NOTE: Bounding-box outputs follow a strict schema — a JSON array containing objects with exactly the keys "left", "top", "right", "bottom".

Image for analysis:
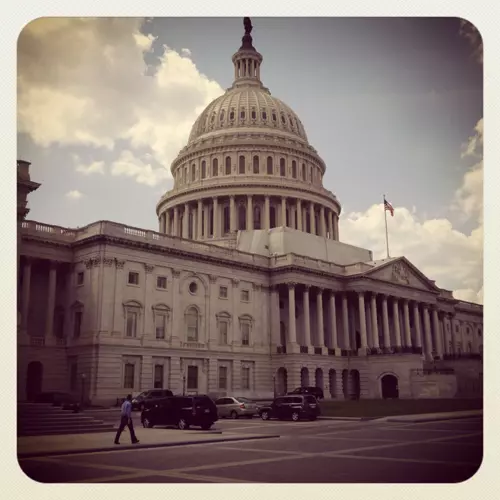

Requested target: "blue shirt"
[{"left": 121, "top": 400, "right": 132, "bottom": 418}]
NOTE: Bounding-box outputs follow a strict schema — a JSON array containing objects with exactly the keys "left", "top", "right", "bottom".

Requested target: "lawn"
[{"left": 319, "top": 398, "right": 483, "bottom": 418}]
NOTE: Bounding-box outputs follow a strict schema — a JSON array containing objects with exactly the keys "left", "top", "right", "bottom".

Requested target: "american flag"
[{"left": 384, "top": 198, "right": 394, "bottom": 217}]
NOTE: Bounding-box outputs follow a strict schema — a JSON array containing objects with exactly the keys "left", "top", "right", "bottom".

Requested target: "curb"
[{"left": 18, "top": 434, "right": 281, "bottom": 460}]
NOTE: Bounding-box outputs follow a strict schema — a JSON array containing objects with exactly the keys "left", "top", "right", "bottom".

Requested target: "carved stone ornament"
[
  {"left": 209, "top": 275, "right": 217, "bottom": 284},
  {"left": 115, "top": 259, "right": 126, "bottom": 269},
  {"left": 144, "top": 264, "right": 155, "bottom": 274},
  {"left": 231, "top": 278, "right": 240, "bottom": 287},
  {"left": 172, "top": 269, "right": 181, "bottom": 278},
  {"left": 103, "top": 258, "right": 114, "bottom": 267},
  {"left": 84, "top": 257, "right": 100, "bottom": 269},
  {"left": 392, "top": 262, "right": 410, "bottom": 285}
]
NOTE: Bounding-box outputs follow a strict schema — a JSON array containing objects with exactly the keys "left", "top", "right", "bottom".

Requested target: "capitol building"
[{"left": 17, "top": 19, "right": 483, "bottom": 405}]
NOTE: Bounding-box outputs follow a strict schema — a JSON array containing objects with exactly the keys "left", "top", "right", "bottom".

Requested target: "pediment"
[{"left": 364, "top": 258, "right": 439, "bottom": 292}]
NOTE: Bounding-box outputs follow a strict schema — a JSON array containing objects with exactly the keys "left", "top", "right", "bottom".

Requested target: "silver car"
[{"left": 215, "top": 396, "right": 258, "bottom": 419}]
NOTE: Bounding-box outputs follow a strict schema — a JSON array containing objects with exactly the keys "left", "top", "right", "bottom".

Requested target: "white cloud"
[
  {"left": 17, "top": 18, "right": 224, "bottom": 184},
  {"left": 340, "top": 119, "right": 483, "bottom": 304},
  {"left": 76, "top": 160, "right": 105, "bottom": 175},
  {"left": 65, "top": 190, "right": 83, "bottom": 200},
  {"left": 111, "top": 150, "right": 169, "bottom": 186}
]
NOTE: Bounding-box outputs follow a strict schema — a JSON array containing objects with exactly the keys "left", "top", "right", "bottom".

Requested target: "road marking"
[
  {"left": 217, "top": 445, "right": 311, "bottom": 456},
  {"left": 307, "top": 435, "right": 397, "bottom": 442},
  {"left": 74, "top": 471, "right": 152, "bottom": 483},
  {"left": 326, "top": 453, "right": 479, "bottom": 467},
  {"left": 378, "top": 426, "right": 481, "bottom": 434}
]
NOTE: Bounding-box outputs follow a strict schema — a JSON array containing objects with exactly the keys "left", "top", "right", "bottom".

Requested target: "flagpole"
[{"left": 383, "top": 194, "right": 390, "bottom": 259}]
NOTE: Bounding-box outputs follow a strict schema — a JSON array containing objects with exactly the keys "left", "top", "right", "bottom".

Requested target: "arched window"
[
  {"left": 225, "top": 156, "right": 231, "bottom": 175},
  {"left": 229, "top": 110, "right": 235, "bottom": 121},
  {"left": 261, "top": 110, "right": 267, "bottom": 121},
  {"left": 267, "top": 156, "right": 273, "bottom": 175},
  {"left": 253, "top": 156, "right": 259, "bottom": 174},
  {"left": 251, "top": 109, "right": 256, "bottom": 120},
  {"left": 212, "top": 158, "right": 218, "bottom": 177},
  {"left": 191, "top": 164, "right": 196, "bottom": 182},
  {"left": 185, "top": 307, "right": 199, "bottom": 342},
  {"left": 201, "top": 160, "right": 206, "bottom": 179},
  {"left": 301, "top": 163, "right": 305, "bottom": 179},
  {"left": 292, "top": 160, "right": 297, "bottom": 179},
  {"left": 309, "top": 166, "right": 312, "bottom": 182},
  {"left": 272, "top": 111, "right": 277, "bottom": 122},
  {"left": 280, "top": 158, "right": 286, "bottom": 177},
  {"left": 240, "top": 108, "right": 246, "bottom": 120},
  {"left": 239, "top": 155, "right": 245, "bottom": 174}
]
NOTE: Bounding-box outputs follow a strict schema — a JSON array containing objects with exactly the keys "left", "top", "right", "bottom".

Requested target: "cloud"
[
  {"left": 17, "top": 18, "right": 224, "bottom": 185},
  {"left": 459, "top": 19, "right": 483, "bottom": 64},
  {"left": 340, "top": 119, "right": 483, "bottom": 304},
  {"left": 76, "top": 160, "right": 105, "bottom": 175},
  {"left": 65, "top": 190, "right": 83, "bottom": 200},
  {"left": 111, "top": 150, "right": 169, "bottom": 186}
]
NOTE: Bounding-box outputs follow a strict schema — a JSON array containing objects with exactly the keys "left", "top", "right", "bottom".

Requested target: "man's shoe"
[
  {"left": 132, "top": 440, "right": 140, "bottom": 444},
  {"left": 114, "top": 441, "right": 120, "bottom": 445}
]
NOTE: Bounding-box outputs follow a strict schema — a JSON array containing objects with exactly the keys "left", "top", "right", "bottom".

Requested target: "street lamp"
[{"left": 80, "top": 373, "right": 86, "bottom": 408}]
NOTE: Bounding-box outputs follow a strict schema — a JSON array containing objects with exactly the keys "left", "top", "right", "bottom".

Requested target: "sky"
[{"left": 17, "top": 17, "right": 483, "bottom": 304}]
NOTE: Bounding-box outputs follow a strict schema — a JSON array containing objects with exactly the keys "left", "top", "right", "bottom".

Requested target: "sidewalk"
[
  {"left": 18, "top": 429, "right": 280, "bottom": 459},
  {"left": 378, "top": 409, "right": 482, "bottom": 423}
]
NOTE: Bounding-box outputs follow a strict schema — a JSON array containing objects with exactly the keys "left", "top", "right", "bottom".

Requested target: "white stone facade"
[{"left": 16, "top": 20, "right": 483, "bottom": 406}]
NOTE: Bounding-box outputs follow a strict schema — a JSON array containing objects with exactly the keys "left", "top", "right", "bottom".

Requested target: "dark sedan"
[{"left": 259, "top": 395, "right": 320, "bottom": 421}]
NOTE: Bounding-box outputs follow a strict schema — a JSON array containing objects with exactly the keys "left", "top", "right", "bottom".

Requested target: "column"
[
  {"left": 329, "top": 292, "right": 339, "bottom": 350},
  {"left": 173, "top": 207, "right": 179, "bottom": 237},
  {"left": 229, "top": 195, "right": 236, "bottom": 232},
  {"left": 381, "top": 295, "right": 390, "bottom": 348},
  {"left": 327, "top": 210, "right": 334, "bottom": 240},
  {"left": 449, "top": 314, "right": 456, "bottom": 354},
  {"left": 402, "top": 300, "right": 412, "bottom": 347},
  {"left": 316, "top": 288, "right": 325, "bottom": 348},
  {"left": 432, "top": 308, "right": 443, "bottom": 358},
  {"left": 320, "top": 206, "right": 326, "bottom": 237},
  {"left": 213, "top": 197, "right": 219, "bottom": 238},
  {"left": 197, "top": 200, "right": 203, "bottom": 240},
  {"left": 370, "top": 293, "right": 379, "bottom": 349},
  {"left": 21, "top": 258, "right": 32, "bottom": 331},
  {"left": 303, "top": 285, "right": 311, "bottom": 348},
  {"left": 203, "top": 205, "right": 209, "bottom": 239},
  {"left": 287, "top": 283, "right": 297, "bottom": 345},
  {"left": 297, "top": 199, "right": 303, "bottom": 231},
  {"left": 309, "top": 202, "right": 315, "bottom": 234},
  {"left": 45, "top": 261, "right": 58, "bottom": 338},
  {"left": 333, "top": 213, "right": 339, "bottom": 241},
  {"left": 270, "top": 286, "right": 281, "bottom": 347},
  {"left": 342, "top": 293, "right": 350, "bottom": 349},
  {"left": 423, "top": 305, "right": 433, "bottom": 360},
  {"left": 392, "top": 298, "right": 402, "bottom": 347},
  {"left": 264, "top": 196, "right": 270, "bottom": 230},
  {"left": 281, "top": 197, "right": 287, "bottom": 227},
  {"left": 247, "top": 195, "right": 253, "bottom": 230},
  {"left": 193, "top": 209, "right": 198, "bottom": 240},
  {"left": 358, "top": 292, "right": 368, "bottom": 350},
  {"left": 182, "top": 203, "right": 189, "bottom": 238},
  {"left": 413, "top": 302, "right": 423, "bottom": 349}
]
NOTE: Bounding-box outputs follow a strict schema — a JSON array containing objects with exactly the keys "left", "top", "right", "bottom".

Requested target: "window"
[
  {"left": 272, "top": 111, "right": 277, "bottom": 122},
  {"left": 251, "top": 109, "right": 256, "bottom": 120},
  {"left": 241, "top": 323, "right": 250, "bottom": 346},
  {"left": 219, "top": 286, "right": 228, "bottom": 299},
  {"left": 218, "top": 366, "right": 228, "bottom": 389},
  {"left": 219, "top": 321, "right": 228, "bottom": 345},
  {"left": 187, "top": 365, "right": 198, "bottom": 389},
  {"left": 124, "top": 363, "right": 135, "bottom": 389},
  {"left": 280, "top": 158, "right": 286, "bottom": 177},
  {"left": 302, "top": 163, "right": 305, "bottom": 179},
  {"left": 242, "top": 366, "right": 250, "bottom": 390},
  {"left": 191, "top": 164, "right": 196, "bottom": 182},
  {"left": 220, "top": 109, "right": 225, "bottom": 122},
  {"left": 212, "top": 158, "right": 218, "bottom": 177},
  {"left": 225, "top": 156, "right": 231, "bottom": 175},
  {"left": 292, "top": 160, "right": 297, "bottom": 179},
  {"left": 128, "top": 272, "right": 139, "bottom": 285},
  {"left": 262, "top": 110, "right": 267, "bottom": 121},
  {"left": 155, "top": 313, "right": 166, "bottom": 339},
  {"left": 189, "top": 282, "right": 198, "bottom": 294},
  {"left": 126, "top": 310, "right": 138, "bottom": 337},
  {"left": 239, "top": 155, "right": 245, "bottom": 174},
  {"left": 186, "top": 307, "right": 199, "bottom": 341},
  {"left": 76, "top": 272, "right": 84, "bottom": 286},
  {"left": 267, "top": 156, "right": 273, "bottom": 175},
  {"left": 154, "top": 364, "right": 164, "bottom": 389},
  {"left": 253, "top": 155, "right": 259, "bottom": 174},
  {"left": 157, "top": 276, "right": 167, "bottom": 289},
  {"left": 73, "top": 311, "right": 82, "bottom": 338},
  {"left": 281, "top": 113, "right": 286, "bottom": 124},
  {"left": 70, "top": 362, "right": 78, "bottom": 391},
  {"left": 201, "top": 160, "right": 206, "bottom": 179},
  {"left": 230, "top": 110, "right": 235, "bottom": 121},
  {"left": 241, "top": 289, "right": 250, "bottom": 302},
  {"left": 240, "top": 108, "right": 246, "bottom": 119}
]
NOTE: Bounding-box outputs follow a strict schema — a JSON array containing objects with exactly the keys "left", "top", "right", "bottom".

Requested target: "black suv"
[
  {"left": 259, "top": 395, "right": 320, "bottom": 421},
  {"left": 131, "top": 389, "right": 173, "bottom": 411},
  {"left": 141, "top": 395, "right": 218, "bottom": 430},
  {"left": 288, "top": 386, "right": 324, "bottom": 400}
]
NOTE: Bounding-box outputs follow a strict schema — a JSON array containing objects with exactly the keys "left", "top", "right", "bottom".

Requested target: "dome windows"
[
  {"left": 272, "top": 111, "right": 277, "bottom": 123},
  {"left": 220, "top": 109, "right": 225, "bottom": 123},
  {"left": 279, "top": 158, "right": 286, "bottom": 177},
  {"left": 239, "top": 155, "right": 245, "bottom": 174},
  {"left": 212, "top": 158, "right": 219, "bottom": 177},
  {"left": 201, "top": 160, "right": 207, "bottom": 179},
  {"left": 229, "top": 109, "right": 235, "bottom": 121},
  {"left": 292, "top": 160, "right": 297, "bottom": 179},
  {"left": 262, "top": 110, "right": 267, "bottom": 121},
  {"left": 240, "top": 108, "right": 246, "bottom": 120},
  {"left": 225, "top": 156, "right": 231, "bottom": 175},
  {"left": 266, "top": 156, "right": 273, "bottom": 175},
  {"left": 280, "top": 113, "right": 286, "bottom": 125},
  {"left": 191, "top": 164, "right": 196, "bottom": 182},
  {"left": 253, "top": 156, "right": 260, "bottom": 174},
  {"left": 251, "top": 109, "right": 257, "bottom": 120}
]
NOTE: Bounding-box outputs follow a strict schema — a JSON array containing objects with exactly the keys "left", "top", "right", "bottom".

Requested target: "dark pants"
[{"left": 115, "top": 416, "right": 138, "bottom": 443}]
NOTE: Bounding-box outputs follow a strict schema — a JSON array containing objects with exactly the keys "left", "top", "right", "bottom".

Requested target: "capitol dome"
[{"left": 156, "top": 18, "right": 341, "bottom": 245}]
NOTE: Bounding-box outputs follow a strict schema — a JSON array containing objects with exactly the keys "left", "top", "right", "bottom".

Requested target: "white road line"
[
  {"left": 326, "top": 453, "right": 478, "bottom": 467},
  {"left": 307, "top": 435, "right": 397, "bottom": 443},
  {"left": 217, "top": 445, "right": 312, "bottom": 456},
  {"left": 74, "top": 472, "right": 151, "bottom": 483},
  {"left": 378, "top": 426, "right": 481, "bottom": 434}
]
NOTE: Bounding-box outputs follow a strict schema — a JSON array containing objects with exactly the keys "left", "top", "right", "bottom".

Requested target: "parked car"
[
  {"left": 259, "top": 395, "right": 320, "bottom": 422},
  {"left": 215, "top": 396, "right": 258, "bottom": 419},
  {"left": 287, "top": 386, "right": 324, "bottom": 400},
  {"left": 34, "top": 391, "right": 81, "bottom": 412},
  {"left": 141, "top": 395, "right": 218, "bottom": 430},
  {"left": 131, "top": 389, "right": 173, "bottom": 411}
]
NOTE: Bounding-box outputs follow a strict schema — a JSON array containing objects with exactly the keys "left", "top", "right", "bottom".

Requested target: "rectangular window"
[
  {"left": 155, "top": 313, "right": 166, "bottom": 339},
  {"left": 73, "top": 311, "right": 82, "bottom": 338},
  {"left": 154, "top": 364, "right": 164, "bottom": 389},
  {"left": 128, "top": 272, "right": 139, "bottom": 285},
  {"left": 124, "top": 363, "right": 135, "bottom": 389},
  {"left": 241, "top": 289, "right": 250, "bottom": 302},
  {"left": 241, "top": 323, "right": 250, "bottom": 346},
  {"left": 242, "top": 366, "right": 250, "bottom": 390},
  {"left": 76, "top": 272, "right": 84, "bottom": 286},
  {"left": 218, "top": 366, "right": 228, "bottom": 389},
  {"left": 157, "top": 276, "right": 167, "bottom": 289},
  {"left": 70, "top": 362, "right": 78, "bottom": 391},
  {"left": 219, "top": 286, "right": 228, "bottom": 299},
  {"left": 187, "top": 365, "right": 198, "bottom": 390},
  {"left": 126, "top": 311, "right": 138, "bottom": 337},
  {"left": 219, "top": 321, "right": 228, "bottom": 345}
]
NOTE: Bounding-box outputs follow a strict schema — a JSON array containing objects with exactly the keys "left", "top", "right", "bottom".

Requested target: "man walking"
[{"left": 114, "top": 394, "right": 140, "bottom": 445}]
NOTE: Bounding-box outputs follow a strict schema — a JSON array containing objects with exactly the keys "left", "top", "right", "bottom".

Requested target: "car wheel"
[
  {"left": 230, "top": 410, "right": 238, "bottom": 419},
  {"left": 291, "top": 412, "right": 300, "bottom": 422},
  {"left": 177, "top": 418, "right": 189, "bottom": 430},
  {"left": 142, "top": 417, "right": 154, "bottom": 428},
  {"left": 201, "top": 423, "right": 213, "bottom": 430},
  {"left": 260, "top": 411, "right": 270, "bottom": 421}
]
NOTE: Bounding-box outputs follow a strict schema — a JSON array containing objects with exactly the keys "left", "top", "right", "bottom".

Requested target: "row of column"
[
  {"left": 275, "top": 284, "right": 472, "bottom": 360},
  {"left": 160, "top": 195, "right": 339, "bottom": 241}
]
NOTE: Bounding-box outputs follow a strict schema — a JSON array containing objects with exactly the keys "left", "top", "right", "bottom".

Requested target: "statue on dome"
[{"left": 244, "top": 17, "right": 253, "bottom": 35}]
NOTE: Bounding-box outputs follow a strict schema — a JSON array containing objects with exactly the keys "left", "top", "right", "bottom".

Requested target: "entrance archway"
[
  {"left": 26, "top": 361, "right": 43, "bottom": 401},
  {"left": 276, "top": 367, "right": 288, "bottom": 396},
  {"left": 300, "top": 367, "right": 310, "bottom": 387},
  {"left": 328, "top": 369, "right": 336, "bottom": 398},
  {"left": 350, "top": 370, "right": 360, "bottom": 400},
  {"left": 315, "top": 368, "right": 324, "bottom": 390},
  {"left": 381, "top": 374, "right": 399, "bottom": 399}
]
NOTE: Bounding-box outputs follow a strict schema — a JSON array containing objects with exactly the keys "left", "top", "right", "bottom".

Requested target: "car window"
[
  {"left": 225, "top": 398, "right": 234, "bottom": 404},
  {"left": 274, "top": 398, "right": 285, "bottom": 404},
  {"left": 304, "top": 395, "right": 316, "bottom": 403},
  {"left": 236, "top": 397, "right": 252, "bottom": 403},
  {"left": 215, "top": 398, "right": 225, "bottom": 405}
]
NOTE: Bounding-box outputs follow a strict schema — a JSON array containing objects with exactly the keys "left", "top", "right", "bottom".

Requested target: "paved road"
[{"left": 19, "top": 416, "right": 482, "bottom": 483}]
